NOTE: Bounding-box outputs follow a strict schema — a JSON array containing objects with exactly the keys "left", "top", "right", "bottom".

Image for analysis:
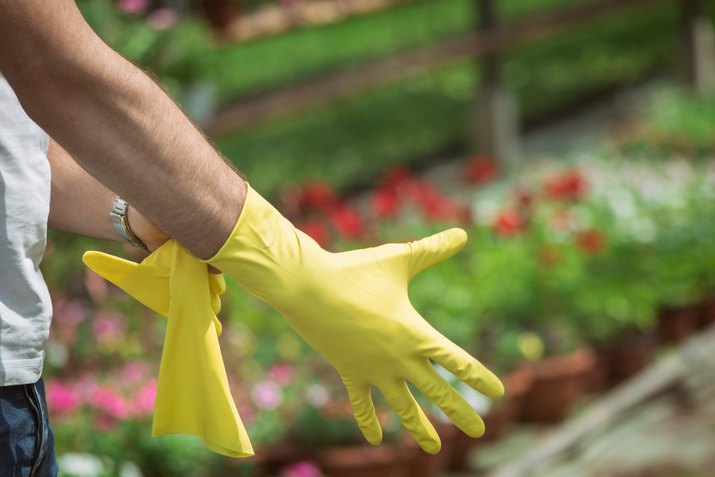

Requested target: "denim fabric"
[{"left": 0, "top": 379, "right": 58, "bottom": 477}]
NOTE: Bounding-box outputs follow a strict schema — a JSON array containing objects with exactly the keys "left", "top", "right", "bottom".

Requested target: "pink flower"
[
  {"left": 90, "top": 386, "right": 129, "bottom": 420},
  {"left": 52, "top": 297, "right": 87, "bottom": 327},
  {"left": 280, "top": 461, "right": 322, "bottom": 477},
  {"left": 119, "top": 361, "right": 150, "bottom": 386},
  {"left": 251, "top": 380, "right": 283, "bottom": 410},
  {"left": 148, "top": 8, "right": 178, "bottom": 30},
  {"left": 132, "top": 379, "right": 157, "bottom": 417},
  {"left": 46, "top": 380, "right": 80, "bottom": 414},
  {"left": 117, "top": 0, "right": 149, "bottom": 14},
  {"left": 93, "top": 311, "right": 127, "bottom": 347},
  {"left": 84, "top": 269, "right": 110, "bottom": 305},
  {"left": 269, "top": 363, "right": 296, "bottom": 385}
]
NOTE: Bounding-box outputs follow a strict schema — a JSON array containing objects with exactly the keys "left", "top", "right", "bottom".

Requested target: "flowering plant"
[{"left": 77, "top": 0, "right": 217, "bottom": 122}]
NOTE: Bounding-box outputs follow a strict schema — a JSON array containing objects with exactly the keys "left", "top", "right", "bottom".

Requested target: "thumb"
[
  {"left": 407, "top": 228, "right": 468, "bottom": 279},
  {"left": 82, "top": 250, "right": 171, "bottom": 315}
]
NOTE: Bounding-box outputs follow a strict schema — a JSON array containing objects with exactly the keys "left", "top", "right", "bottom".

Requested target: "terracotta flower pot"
[
  {"left": 520, "top": 347, "right": 596, "bottom": 423},
  {"left": 696, "top": 296, "right": 715, "bottom": 329},
  {"left": 405, "top": 422, "right": 457, "bottom": 477},
  {"left": 584, "top": 349, "right": 611, "bottom": 394},
  {"left": 606, "top": 331, "right": 656, "bottom": 386},
  {"left": 200, "top": 0, "right": 239, "bottom": 30},
  {"left": 316, "top": 443, "right": 411, "bottom": 477},
  {"left": 657, "top": 304, "right": 698, "bottom": 344},
  {"left": 447, "top": 365, "right": 533, "bottom": 472}
]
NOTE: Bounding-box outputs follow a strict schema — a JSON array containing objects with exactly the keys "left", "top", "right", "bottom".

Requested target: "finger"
[
  {"left": 82, "top": 251, "right": 140, "bottom": 282},
  {"left": 82, "top": 250, "right": 170, "bottom": 315},
  {"left": 379, "top": 380, "right": 440, "bottom": 454},
  {"left": 429, "top": 338, "right": 504, "bottom": 399},
  {"left": 209, "top": 273, "right": 226, "bottom": 315},
  {"left": 407, "top": 228, "right": 467, "bottom": 279},
  {"left": 342, "top": 378, "right": 382, "bottom": 446},
  {"left": 409, "top": 362, "right": 485, "bottom": 438}
]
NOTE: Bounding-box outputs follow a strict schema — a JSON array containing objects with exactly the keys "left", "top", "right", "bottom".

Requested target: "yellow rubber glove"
[
  {"left": 205, "top": 184, "right": 504, "bottom": 454},
  {"left": 83, "top": 240, "right": 254, "bottom": 457}
]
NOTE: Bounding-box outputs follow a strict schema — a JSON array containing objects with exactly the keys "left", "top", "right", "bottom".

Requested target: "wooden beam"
[
  {"left": 206, "top": 0, "right": 680, "bottom": 136},
  {"left": 221, "top": 0, "right": 417, "bottom": 43},
  {"left": 486, "top": 325, "right": 715, "bottom": 477}
]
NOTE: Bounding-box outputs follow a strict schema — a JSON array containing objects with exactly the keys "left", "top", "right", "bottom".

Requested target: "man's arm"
[
  {"left": 0, "top": 0, "right": 244, "bottom": 259},
  {"left": 47, "top": 139, "right": 169, "bottom": 251}
]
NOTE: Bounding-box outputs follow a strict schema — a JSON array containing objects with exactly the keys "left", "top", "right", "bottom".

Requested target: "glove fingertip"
[
  {"left": 480, "top": 371, "right": 505, "bottom": 399},
  {"left": 465, "top": 417, "right": 486, "bottom": 438},
  {"left": 421, "top": 437, "right": 441, "bottom": 455},
  {"left": 360, "top": 423, "right": 383, "bottom": 446},
  {"left": 81, "top": 251, "right": 105, "bottom": 268}
]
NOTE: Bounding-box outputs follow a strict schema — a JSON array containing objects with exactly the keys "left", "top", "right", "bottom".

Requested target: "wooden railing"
[{"left": 205, "top": 0, "right": 714, "bottom": 162}]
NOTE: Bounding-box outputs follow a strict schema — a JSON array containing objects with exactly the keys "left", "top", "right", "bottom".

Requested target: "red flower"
[
  {"left": 513, "top": 186, "right": 534, "bottom": 211},
  {"left": 379, "top": 166, "right": 414, "bottom": 194},
  {"left": 538, "top": 245, "right": 561, "bottom": 267},
  {"left": 371, "top": 189, "right": 400, "bottom": 220},
  {"left": 544, "top": 170, "right": 587, "bottom": 201},
  {"left": 464, "top": 155, "right": 498, "bottom": 184},
  {"left": 299, "top": 219, "right": 330, "bottom": 246},
  {"left": 330, "top": 206, "right": 364, "bottom": 239},
  {"left": 299, "top": 181, "right": 338, "bottom": 212},
  {"left": 493, "top": 210, "right": 524, "bottom": 237},
  {"left": 576, "top": 229, "right": 606, "bottom": 255}
]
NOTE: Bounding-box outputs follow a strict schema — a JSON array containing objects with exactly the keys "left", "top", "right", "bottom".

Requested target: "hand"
[
  {"left": 205, "top": 184, "right": 504, "bottom": 454},
  {"left": 83, "top": 240, "right": 253, "bottom": 457}
]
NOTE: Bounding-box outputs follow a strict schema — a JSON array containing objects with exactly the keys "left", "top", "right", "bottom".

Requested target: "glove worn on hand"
[
  {"left": 206, "top": 184, "right": 504, "bottom": 454},
  {"left": 83, "top": 240, "right": 253, "bottom": 457}
]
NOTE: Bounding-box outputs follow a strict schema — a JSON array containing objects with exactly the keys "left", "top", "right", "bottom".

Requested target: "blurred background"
[{"left": 44, "top": 0, "right": 715, "bottom": 476}]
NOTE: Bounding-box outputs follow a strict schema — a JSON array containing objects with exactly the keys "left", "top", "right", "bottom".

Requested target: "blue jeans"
[{"left": 0, "top": 379, "right": 58, "bottom": 477}]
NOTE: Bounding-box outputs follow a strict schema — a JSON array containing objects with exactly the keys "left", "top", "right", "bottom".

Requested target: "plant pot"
[
  {"left": 696, "top": 296, "right": 715, "bottom": 329},
  {"left": 584, "top": 349, "right": 611, "bottom": 394},
  {"left": 404, "top": 422, "right": 457, "bottom": 477},
  {"left": 199, "top": 0, "right": 239, "bottom": 30},
  {"left": 520, "top": 347, "right": 596, "bottom": 424},
  {"left": 657, "top": 304, "right": 698, "bottom": 344},
  {"left": 447, "top": 365, "right": 532, "bottom": 472},
  {"left": 606, "top": 331, "right": 656, "bottom": 387},
  {"left": 316, "top": 443, "right": 411, "bottom": 477}
]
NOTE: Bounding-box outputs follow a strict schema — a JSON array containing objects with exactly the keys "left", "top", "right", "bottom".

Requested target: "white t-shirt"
[{"left": 0, "top": 74, "right": 52, "bottom": 386}]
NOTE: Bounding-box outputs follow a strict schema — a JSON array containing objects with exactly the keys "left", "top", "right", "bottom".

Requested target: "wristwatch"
[{"left": 109, "top": 196, "right": 151, "bottom": 253}]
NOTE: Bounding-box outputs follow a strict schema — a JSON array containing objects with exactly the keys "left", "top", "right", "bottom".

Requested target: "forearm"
[
  {"left": 47, "top": 139, "right": 168, "bottom": 250},
  {"left": 0, "top": 0, "right": 244, "bottom": 259},
  {"left": 48, "top": 138, "right": 116, "bottom": 241}
]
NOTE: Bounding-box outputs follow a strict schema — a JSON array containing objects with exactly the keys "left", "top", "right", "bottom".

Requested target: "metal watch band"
[{"left": 109, "top": 197, "right": 150, "bottom": 253}]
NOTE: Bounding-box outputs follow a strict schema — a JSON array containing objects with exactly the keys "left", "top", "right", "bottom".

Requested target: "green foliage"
[
  {"left": 215, "top": 4, "right": 680, "bottom": 196},
  {"left": 206, "top": 0, "right": 593, "bottom": 100},
  {"left": 615, "top": 88, "right": 715, "bottom": 159}
]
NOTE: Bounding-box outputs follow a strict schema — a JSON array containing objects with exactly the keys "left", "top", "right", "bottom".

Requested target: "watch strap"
[{"left": 110, "top": 197, "right": 150, "bottom": 253}]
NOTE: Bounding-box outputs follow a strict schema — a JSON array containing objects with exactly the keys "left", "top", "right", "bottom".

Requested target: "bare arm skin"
[
  {"left": 0, "top": 0, "right": 245, "bottom": 259},
  {"left": 47, "top": 139, "right": 169, "bottom": 251}
]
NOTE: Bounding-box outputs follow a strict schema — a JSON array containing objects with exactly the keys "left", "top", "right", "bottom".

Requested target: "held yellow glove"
[
  {"left": 206, "top": 184, "right": 504, "bottom": 454},
  {"left": 83, "top": 240, "right": 253, "bottom": 457}
]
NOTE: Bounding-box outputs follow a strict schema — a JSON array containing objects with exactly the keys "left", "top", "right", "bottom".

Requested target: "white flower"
[
  {"left": 58, "top": 453, "right": 105, "bottom": 477},
  {"left": 305, "top": 383, "right": 330, "bottom": 408}
]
